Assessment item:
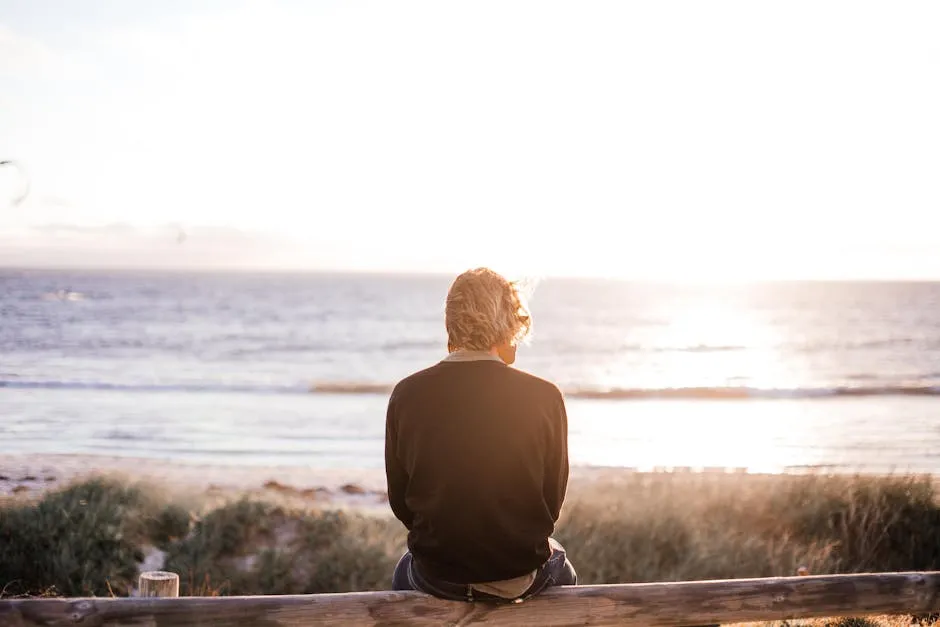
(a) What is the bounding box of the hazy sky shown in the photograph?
[1,1,938,279]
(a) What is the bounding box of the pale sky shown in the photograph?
[1,0,938,279]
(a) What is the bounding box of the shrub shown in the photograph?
[0,479,154,596]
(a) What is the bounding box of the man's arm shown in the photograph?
[384,393,414,529]
[544,388,570,523]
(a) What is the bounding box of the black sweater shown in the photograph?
[385,359,569,583]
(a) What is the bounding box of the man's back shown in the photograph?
[385,357,569,583]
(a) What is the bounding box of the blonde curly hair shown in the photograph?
[445,268,532,352]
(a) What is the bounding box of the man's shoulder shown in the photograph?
[391,361,563,402]
[503,366,565,401]
[390,362,446,398]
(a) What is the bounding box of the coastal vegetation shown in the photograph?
[2,472,939,626]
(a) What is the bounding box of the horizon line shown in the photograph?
[2,264,940,284]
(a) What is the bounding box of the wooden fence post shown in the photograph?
[138,571,179,598]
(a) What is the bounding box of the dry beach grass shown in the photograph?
[1,459,939,625]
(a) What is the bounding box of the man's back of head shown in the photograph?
[445,267,532,364]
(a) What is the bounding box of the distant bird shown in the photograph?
[0,160,30,207]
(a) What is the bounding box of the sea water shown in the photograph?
[3,269,940,473]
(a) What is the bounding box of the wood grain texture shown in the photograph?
[1,572,939,627]
[138,572,179,598]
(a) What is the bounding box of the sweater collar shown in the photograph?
[442,350,504,363]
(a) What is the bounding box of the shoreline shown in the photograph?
[0,453,391,508]
[3,453,936,506]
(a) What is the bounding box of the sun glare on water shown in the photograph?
[566,288,818,472]
[595,289,801,392]
[568,398,819,473]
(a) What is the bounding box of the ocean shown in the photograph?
[3,269,940,474]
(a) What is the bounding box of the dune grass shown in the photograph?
[1,471,939,625]
[162,500,401,595]
[0,479,151,597]
[555,471,940,584]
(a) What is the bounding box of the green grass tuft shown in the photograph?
[162,500,403,595]
[0,478,156,596]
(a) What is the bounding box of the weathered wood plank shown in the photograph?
[1,572,938,627]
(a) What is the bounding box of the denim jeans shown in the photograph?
[392,537,577,603]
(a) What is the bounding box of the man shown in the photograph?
[386,267,576,602]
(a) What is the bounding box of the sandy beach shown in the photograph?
[0,453,733,509]
[0,453,394,509]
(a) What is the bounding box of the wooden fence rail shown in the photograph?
[1,572,939,627]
